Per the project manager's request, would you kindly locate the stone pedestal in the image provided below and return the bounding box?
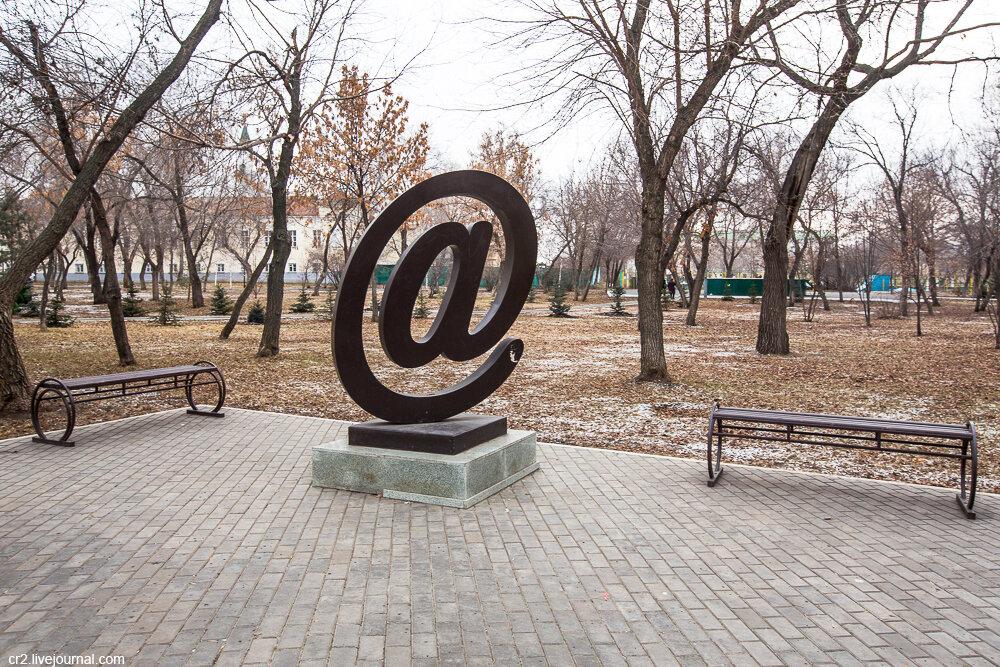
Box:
[312,428,538,508]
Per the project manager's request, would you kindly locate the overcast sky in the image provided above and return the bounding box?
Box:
[349,0,1000,186]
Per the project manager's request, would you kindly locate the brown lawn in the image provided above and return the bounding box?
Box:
[7,287,999,494]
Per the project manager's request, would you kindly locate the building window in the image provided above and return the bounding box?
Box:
[75,263,84,273]
[264,231,271,247]
[313,229,322,248]
[98,264,105,274]
[216,263,225,272]
[287,263,297,273]
[290,230,297,248]
[240,229,250,247]
[170,263,178,274]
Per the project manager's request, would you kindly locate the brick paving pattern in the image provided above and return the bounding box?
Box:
[1,408,998,665]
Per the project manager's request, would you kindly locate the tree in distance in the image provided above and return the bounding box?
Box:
[44,290,74,328]
[122,284,146,317]
[152,284,181,326]
[246,300,265,324]
[210,285,233,315]
[289,285,315,313]
[548,284,572,318]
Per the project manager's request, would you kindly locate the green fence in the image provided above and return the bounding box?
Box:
[374,264,539,288]
[705,278,810,297]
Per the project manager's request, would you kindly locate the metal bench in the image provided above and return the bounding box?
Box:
[706,401,978,519]
[30,361,226,447]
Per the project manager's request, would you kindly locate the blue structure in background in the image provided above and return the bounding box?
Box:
[865,274,893,292]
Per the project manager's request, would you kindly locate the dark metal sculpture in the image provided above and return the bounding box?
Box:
[332,170,536,423]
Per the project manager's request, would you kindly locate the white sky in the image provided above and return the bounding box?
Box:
[353,0,1000,186]
[355,0,617,181]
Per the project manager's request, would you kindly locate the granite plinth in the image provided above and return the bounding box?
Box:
[348,413,507,455]
[312,429,538,508]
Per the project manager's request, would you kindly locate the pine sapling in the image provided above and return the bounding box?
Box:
[247,299,265,324]
[45,289,75,328]
[548,284,571,318]
[210,284,233,315]
[152,284,181,325]
[122,282,146,317]
[413,290,431,319]
[290,284,315,313]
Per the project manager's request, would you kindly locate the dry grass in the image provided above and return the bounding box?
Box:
[8,289,999,494]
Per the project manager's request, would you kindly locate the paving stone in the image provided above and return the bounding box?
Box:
[1,409,998,664]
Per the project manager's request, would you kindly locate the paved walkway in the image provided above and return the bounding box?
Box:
[1,409,998,666]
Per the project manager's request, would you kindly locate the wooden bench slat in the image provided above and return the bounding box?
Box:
[714,407,971,439]
[51,366,213,390]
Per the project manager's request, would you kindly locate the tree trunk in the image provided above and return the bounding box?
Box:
[174,161,205,308]
[757,94,853,354]
[138,256,149,290]
[0,310,30,412]
[221,243,272,339]
[258,229,291,357]
[75,219,106,304]
[369,273,380,324]
[58,252,70,291]
[758,220,790,355]
[312,228,334,296]
[670,265,689,309]
[121,246,135,289]
[39,255,52,331]
[93,195,135,366]
[686,223,712,327]
[635,174,669,382]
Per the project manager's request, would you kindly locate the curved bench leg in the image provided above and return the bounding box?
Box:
[185,362,226,418]
[707,402,723,487]
[956,428,977,519]
[31,381,76,447]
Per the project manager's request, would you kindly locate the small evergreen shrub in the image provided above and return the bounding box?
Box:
[45,290,75,328]
[290,285,315,313]
[747,283,758,304]
[661,286,674,311]
[122,283,146,317]
[152,284,181,325]
[548,284,571,318]
[314,289,336,320]
[721,282,734,301]
[247,300,265,324]
[413,290,431,319]
[608,284,627,316]
[210,284,233,315]
[13,280,33,314]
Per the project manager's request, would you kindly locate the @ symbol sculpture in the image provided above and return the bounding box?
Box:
[332,170,537,424]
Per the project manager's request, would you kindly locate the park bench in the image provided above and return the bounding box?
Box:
[706,400,978,519]
[30,361,226,447]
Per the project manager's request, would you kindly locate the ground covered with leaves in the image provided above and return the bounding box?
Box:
[8,289,999,495]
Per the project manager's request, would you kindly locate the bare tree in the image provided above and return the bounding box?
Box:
[516,0,805,381]
[216,0,360,357]
[0,0,222,412]
[753,0,996,354]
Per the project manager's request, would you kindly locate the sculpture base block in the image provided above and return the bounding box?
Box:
[348,414,507,455]
[312,429,538,508]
